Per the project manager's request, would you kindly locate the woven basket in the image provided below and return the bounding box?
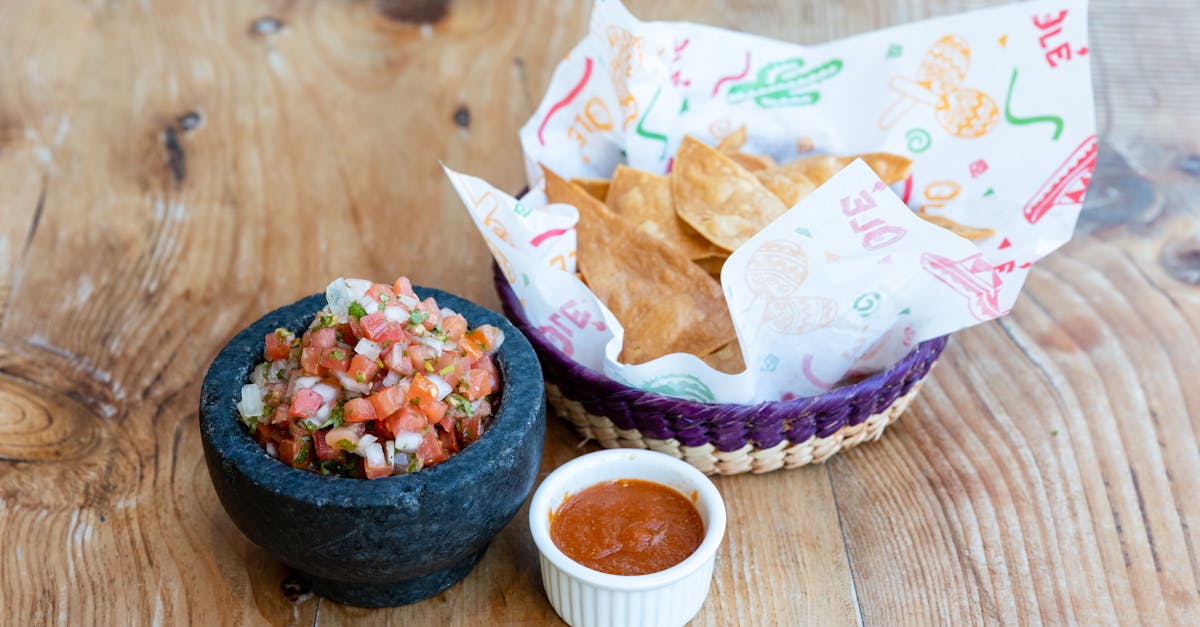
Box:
[493,266,947,475]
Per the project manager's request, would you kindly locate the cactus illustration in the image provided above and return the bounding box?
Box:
[727,58,843,108]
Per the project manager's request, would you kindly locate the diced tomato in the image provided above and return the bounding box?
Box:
[463,368,494,401]
[264,330,293,361]
[319,346,351,371]
[458,413,483,447]
[347,318,365,341]
[359,312,389,341]
[289,388,323,419]
[434,353,470,387]
[383,407,426,438]
[366,283,396,306]
[382,344,414,375]
[269,405,290,425]
[300,347,322,375]
[326,423,365,451]
[307,327,337,349]
[344,397,377,423]
[458,333,484,362]
[417,298,441,330]
[313,430,345,462]
[474,354,498,386]
[377,322,407,344]
[405,374,438,408]
[348,354,379,383]
[367,385,404,422]
[278,436,311,468]
[424,400,448,425]
[440,314,468,341]
[416,430,448,467]
[408,344,435,371]
[393,277,416,299]
[438,427,460,455]
[364,459,392,480]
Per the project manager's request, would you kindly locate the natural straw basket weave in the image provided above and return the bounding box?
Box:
[493,266,947,475]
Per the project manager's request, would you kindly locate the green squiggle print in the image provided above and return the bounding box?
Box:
[1004,68,1064,140]
[728,58,843,109]
[636,86,670,159]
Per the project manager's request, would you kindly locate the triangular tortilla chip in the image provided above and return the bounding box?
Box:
[716,126,747,153]
[701,339,745,374]
[754,167,819,207]
[779,153,912,186]
[569,177,611,203]
[917,213,996,240]
[730,152,776,172]
[607,165,724,260]
[543,165,736,364]
[672,136,789,252]
[693,255,727,279]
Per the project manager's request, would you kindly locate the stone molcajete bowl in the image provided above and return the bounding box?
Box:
[199,287,546,608]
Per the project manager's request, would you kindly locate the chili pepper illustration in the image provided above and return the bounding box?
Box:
[1023,135,1096,224]
[920,252,1007,321]
[879,35,999,138]
[727,57,843,108]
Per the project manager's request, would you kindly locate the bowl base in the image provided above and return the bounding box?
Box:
[301,546,488,608]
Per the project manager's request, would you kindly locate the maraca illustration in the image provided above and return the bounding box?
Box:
[744,240,838,335]
[728,57,843,108]
[878,35,999,138]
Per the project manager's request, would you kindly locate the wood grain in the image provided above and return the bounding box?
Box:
[0,0,1196,625]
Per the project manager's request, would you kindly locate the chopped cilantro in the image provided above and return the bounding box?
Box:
[275,368,288,381]
[409,310,429,325]
[407,455,420,473]
[410,397,420,406]
[379,294,390,305]
[337,439,356,452]
[438,364,455,376]
[319,405,344,430]
[241,414,258,432]
[348,302,367,320]
[424,360,434,373]
[330,349,346,360]
[375,358,385,368]
[294,438,311,465]
[317,313,336,328]
[355,372,366,383]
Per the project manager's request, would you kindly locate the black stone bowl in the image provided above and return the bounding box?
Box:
[199,287,546,608]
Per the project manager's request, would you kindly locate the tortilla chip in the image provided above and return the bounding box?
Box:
[569,177,611,203]
[672,136,789,252]
[693,255,727,279]
[606,165,725,260]
[716,126,747,153]
[754,167,819,207]
[779,152,912,186]
[917,213,996,240]
[543,165,736,364]
[730,152,776,172]
[701,340,745,374]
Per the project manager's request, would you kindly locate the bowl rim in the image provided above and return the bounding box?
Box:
[528,448,727,591]
[199,285,543,508]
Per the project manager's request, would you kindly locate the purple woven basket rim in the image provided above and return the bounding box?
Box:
[491,264,947,420]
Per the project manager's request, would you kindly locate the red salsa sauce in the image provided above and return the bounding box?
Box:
[235,276,503,479]
[550,479,705,576]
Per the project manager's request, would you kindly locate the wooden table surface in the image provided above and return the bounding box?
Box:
[2,0,1198,624]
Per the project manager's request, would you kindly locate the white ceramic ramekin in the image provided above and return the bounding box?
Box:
[529,449,727,627]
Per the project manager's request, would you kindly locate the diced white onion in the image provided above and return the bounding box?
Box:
[312,383,339,403]
[302,414,325,430]
[381,370,401,387]
[237,384,263,419]
[397,294,419,309]
[489,329,506,352]
[360,298,380,315]
[362,442,386,468]
[345,279,372,300]
[250,363,269,387]
[394,431,422,453]
[265,442,278,458]
[355,338,382,361]
[295,376,320,390]
[426,374,452,401]
[268,359,290,381]
[383,307,408,323]
[417,334,452,354]
[439,308,456,319]
[315,402,333,420]
[358,433,378,450]
[333,370,371,396]
[384,440,396,467]
[325,278,352,317]
[393,452,410,471]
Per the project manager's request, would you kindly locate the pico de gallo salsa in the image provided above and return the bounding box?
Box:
[235,277,504,479]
